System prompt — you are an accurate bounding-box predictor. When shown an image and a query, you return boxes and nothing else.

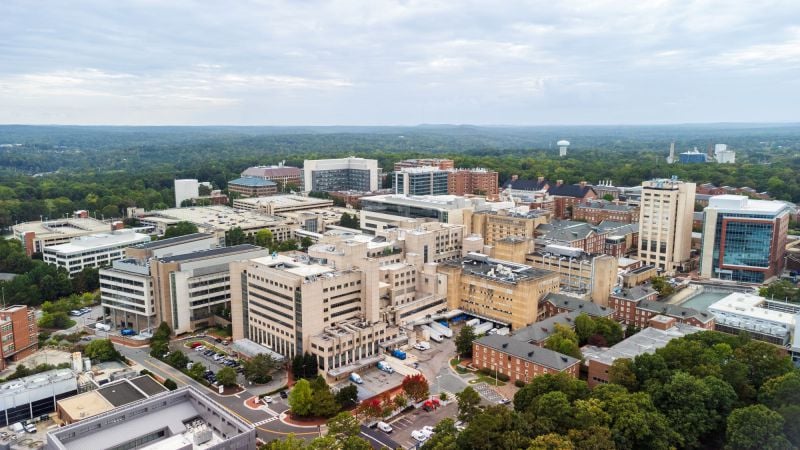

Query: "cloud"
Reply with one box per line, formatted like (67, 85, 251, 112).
(0, 0, 798, 124)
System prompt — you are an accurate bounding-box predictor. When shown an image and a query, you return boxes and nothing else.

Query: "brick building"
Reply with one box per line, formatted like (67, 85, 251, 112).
(227, 177, 278, 197)
(0, 306, 38, 370)
(472, 334, 580, 384)
(448, 168, 499, 197)
(573, 201, 639, 225)
(540, 293, 615, 319)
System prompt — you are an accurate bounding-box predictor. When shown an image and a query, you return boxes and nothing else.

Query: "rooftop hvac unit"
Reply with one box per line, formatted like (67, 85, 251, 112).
(190, 423, 213, 445)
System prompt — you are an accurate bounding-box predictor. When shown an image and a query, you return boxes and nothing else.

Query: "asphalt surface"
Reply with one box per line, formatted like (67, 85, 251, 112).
(117, 345, 321, 443)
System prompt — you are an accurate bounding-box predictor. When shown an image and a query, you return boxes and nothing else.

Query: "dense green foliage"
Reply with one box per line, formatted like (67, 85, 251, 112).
(290, 352, 318, 379)
(454, 325, 476, 357)
(83, 339, 122, 362)
(759, 280, 800, 303)
(3, 124, 800, 231)
(428, 331, 797, 450)
(163, 221, 199, 238)
(242, 353, 279, 384)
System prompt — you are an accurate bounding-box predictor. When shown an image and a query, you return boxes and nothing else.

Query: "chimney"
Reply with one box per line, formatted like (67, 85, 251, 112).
(556, 180, 563, 186)
(511, 175, 519, 181)
(579, 181, 587, 188)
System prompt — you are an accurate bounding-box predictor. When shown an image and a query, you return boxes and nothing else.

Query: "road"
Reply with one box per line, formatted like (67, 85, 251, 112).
(360, 425, 401, 449)
(117, 344, 321, 443)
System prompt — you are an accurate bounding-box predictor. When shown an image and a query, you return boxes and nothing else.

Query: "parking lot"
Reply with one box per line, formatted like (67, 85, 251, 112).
(387, 401, 457, 449)
(333, 367, 405, 402)
(172, 338, 247, 385)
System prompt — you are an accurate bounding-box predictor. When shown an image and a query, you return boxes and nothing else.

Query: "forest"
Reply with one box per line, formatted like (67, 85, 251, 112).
(1, 123, 799, 229)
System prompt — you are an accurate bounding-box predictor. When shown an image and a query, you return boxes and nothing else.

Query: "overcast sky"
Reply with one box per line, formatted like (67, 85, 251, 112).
(1, 1, 799, 126)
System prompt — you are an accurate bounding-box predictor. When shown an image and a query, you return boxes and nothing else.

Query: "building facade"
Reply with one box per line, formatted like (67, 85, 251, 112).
(42, 230, 151, 275)
(448, 168, 499, 197)
(393, 158, 455, 171)
(437, 254, 560, 330)
(0, 306, 38, 370)
(637, 178, 696, 275)
(573, 201, 639, 225)
(12, 216, 115, 256)
(240, 164, 303, 190)
(393, 167, 450, 196)
(466, 208, 549, 246)
(525, 246, 617, 305)
(700, 195, 790, 283)
(303, 157, 379, 192)
(227, 177, 278, 197)
(472, 335, 580, 384)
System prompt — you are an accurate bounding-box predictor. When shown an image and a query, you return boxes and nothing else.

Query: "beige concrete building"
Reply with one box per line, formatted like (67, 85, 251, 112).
(492, 237, 533, 264)
(465, 208, 550, 246)
(232, 194, 333, 214)
(637, 178, 696, 275)
(380, 221, 466, 265)
(229, 254, 404, 378)
(525, 245, 617, 305)
(437, 254, 560, 330)
(12, 215, 116, 256)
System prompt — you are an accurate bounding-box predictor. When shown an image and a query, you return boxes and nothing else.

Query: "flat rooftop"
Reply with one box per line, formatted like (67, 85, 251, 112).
(142, 205, 287, 231)
(707, 195, 790, 215)
(444, 253, 554, 284)
(249, 254, 337, 278)
(233, 194, 333, 209)
(133, 233, 214, 249)
(158, 244, 264, 263)
(708, 292, 797, 327)
(362, 194, 473, 209)
(43, 230, 150, 254)
(583, 321, 703, 366)
(97, 379, 148, 406)
(13, 217, 110, 238)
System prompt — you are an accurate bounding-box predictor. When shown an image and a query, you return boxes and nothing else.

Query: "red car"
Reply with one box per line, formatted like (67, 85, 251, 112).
(422, 398, 441, 412)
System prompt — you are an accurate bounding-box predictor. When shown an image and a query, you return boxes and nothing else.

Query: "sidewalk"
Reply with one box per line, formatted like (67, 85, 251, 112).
(246, 370, 289, 396)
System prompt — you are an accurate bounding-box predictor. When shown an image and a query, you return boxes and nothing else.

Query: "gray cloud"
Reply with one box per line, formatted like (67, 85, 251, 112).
(0, 0, 798, 125)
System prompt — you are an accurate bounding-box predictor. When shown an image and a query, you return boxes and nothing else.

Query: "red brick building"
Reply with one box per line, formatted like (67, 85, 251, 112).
(608, 285, 714, 329)
(472, 334, 580, 384)
(448, 169, 499, 197)
(573, 201, 639, 225)
(0, 305, 38, 370)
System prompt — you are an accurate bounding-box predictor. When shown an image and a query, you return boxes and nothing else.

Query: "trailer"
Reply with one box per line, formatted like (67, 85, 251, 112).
(495, 327, 510, 336)
(465, 318, 481, 327)
(428, 321, 453, 338)
(472, 322, 493, 335)
(420, 325, 444, 342)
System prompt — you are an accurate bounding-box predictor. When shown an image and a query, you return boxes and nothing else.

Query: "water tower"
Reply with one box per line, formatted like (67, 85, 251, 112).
(557, 140, 570, 157)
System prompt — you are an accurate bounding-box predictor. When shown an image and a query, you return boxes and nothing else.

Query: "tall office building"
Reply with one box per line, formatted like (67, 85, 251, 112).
(700, 195, 790, 283)
(303, 157, 379, 192)
(393, 167, 450, 195)
(637, 178, 696, 275)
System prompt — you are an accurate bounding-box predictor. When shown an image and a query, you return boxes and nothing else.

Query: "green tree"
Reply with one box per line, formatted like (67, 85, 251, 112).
(255, 229, 274, 249)
(335, 384, 359, 409)
(339, 212, 360, 229)
(759, 370, 800, 410)
(83, 339, 121, 362)
(574, 314, 596, 344)
(456, 386, 481, 422)
(733, 341, 793, 389)
(567, 426, 615, 450)
(326, 412, 360, 440)
(591, 384, 678, 450)
(528, 433, 575, 450)
(726, 405, 792, 450)
(420, 418, 459, 450)
(608, 358, 638, 391)
(164, 221, 198, 239)
(243, 353, 279, 384)
(455, 406, 530, 450)
(216, 367, 237, 387)
(455, 325, 477, 357)
(651, 277, 674, 297)
(163, 379, 178, 390)
(188, 361, 206, 380)
(310, 376, 340, 417)
(225, 227, 247, 246)
(514, 372, 588, 412)
(289, 379, 314, 416)
(759, 280, 799, 302)
(165, 350, 190, 370)
(544, 324, 582, 360)
(300, 237, 313, 250)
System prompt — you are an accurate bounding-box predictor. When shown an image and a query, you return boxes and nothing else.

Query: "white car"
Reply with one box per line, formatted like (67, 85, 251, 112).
(195, 345, 206, 352)
(413, 342, 431, 351)
(498, 398, 511, 405)
(262, 395, 273, 403)
(411, 430, 429, 443)
(454, 421, 466, 432)
(421, 425, 435, 437)
(377, 421, 393, 433)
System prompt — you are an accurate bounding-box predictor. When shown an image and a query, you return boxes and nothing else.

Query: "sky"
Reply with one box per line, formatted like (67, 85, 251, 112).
(1, 0, 799, 126)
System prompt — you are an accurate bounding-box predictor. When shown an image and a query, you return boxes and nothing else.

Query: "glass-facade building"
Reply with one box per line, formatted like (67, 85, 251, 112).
(393, 169, 450, 195)
(700, 196, 790, 283)
(311, 168, 372, 192)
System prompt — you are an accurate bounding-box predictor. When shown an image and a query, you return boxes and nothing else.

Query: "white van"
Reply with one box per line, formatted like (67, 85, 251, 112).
(95, 323, 111, 331)
(377, 421, 393, 433)
(349, 372, 363, 384)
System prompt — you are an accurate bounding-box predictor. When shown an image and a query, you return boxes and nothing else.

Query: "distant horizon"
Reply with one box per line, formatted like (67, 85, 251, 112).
(1, 121, 799, 128)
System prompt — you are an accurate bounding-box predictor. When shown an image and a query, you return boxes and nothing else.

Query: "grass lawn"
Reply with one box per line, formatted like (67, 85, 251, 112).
(469, 374, 507, 387)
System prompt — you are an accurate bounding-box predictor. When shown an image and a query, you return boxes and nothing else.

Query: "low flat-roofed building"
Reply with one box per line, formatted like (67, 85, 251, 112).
(56, 375, 168, 424)
(438, 253, 560, 330)
(46, 386, 256, 450)
(0, 369, 77, 427)
(138, 205, 294, 243)
(708, 292, 799, 346)
(360, 194, 500, 234)
(473, 334, 580, 384)
(43, 229, 151, 275)
(125, 233, 219, 260)
(13, 217, 114, 256)
(232, 194, 334, 214)
(584, 316, 703, 387)
(227, 177, 278, 197)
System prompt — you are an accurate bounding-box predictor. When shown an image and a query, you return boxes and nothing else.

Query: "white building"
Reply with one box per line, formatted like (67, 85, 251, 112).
(0, 369, 77, 427)
(303, 157, 379, 193)
(637, 178, 696, 275)
(42, 230, 151, 275)
(99, 259, 157, 332)
(12, 217, 113, 256)
(358, 194, 496, 234)
(708, 292, 799, 346)
(714, 144, 736, 164)
(174, 179, 199, 207)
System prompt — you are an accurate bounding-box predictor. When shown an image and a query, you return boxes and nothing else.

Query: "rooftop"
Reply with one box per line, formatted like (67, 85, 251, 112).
(577, 201, 636, 212)
(637, 300, 714, 324)
(97, 378, 148, 406)
(228, 177, 277, 187)
(13, 217, 111, 238)
(133, 233, 215, 249)
(511, 311, 581, 343)
(42, 230, 150, 254)
(230, 338, 285, 362)
(475, 334, 579, 371)
(708, 292, 798, 327)
(707, 195, 790, 215)
(241, 165, 302, 178)
(443, 253, 555, 284)
(583, 321, 703, 366)
(543, 293, 615, 317)
(611, 284, 657, 301)
(142, 205, 287, 231)
(233, 194, 333, 209)
(158, 244, 264, 263)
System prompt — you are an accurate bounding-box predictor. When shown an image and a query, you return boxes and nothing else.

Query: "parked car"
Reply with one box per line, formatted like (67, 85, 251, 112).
(279, 391, 288, 399)
(69, 310, 82, 317)
(120, 328, 136, 336)
(22, 421, 36, 434)
(262, 395, 273, 403)
(498, 398, 511, 405)
(411, 430, 429, 443)
(195, 345, 206, 352)
(413, 341, 431, 351)
(421, 426, 435, 437)
(454, 421, 466, 432)
(190, 342, 202, 348)
(377, 421, 393, 433)
(349, 373, 363, 384)
(80, 307, 92, 314)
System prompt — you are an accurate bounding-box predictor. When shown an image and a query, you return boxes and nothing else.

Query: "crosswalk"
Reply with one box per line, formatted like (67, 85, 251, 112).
(252, 416, 279, 427)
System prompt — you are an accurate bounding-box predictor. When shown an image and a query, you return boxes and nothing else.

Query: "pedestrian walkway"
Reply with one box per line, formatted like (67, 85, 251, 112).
(471, 382, 504, 403)
(252, 416, 279, 427)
